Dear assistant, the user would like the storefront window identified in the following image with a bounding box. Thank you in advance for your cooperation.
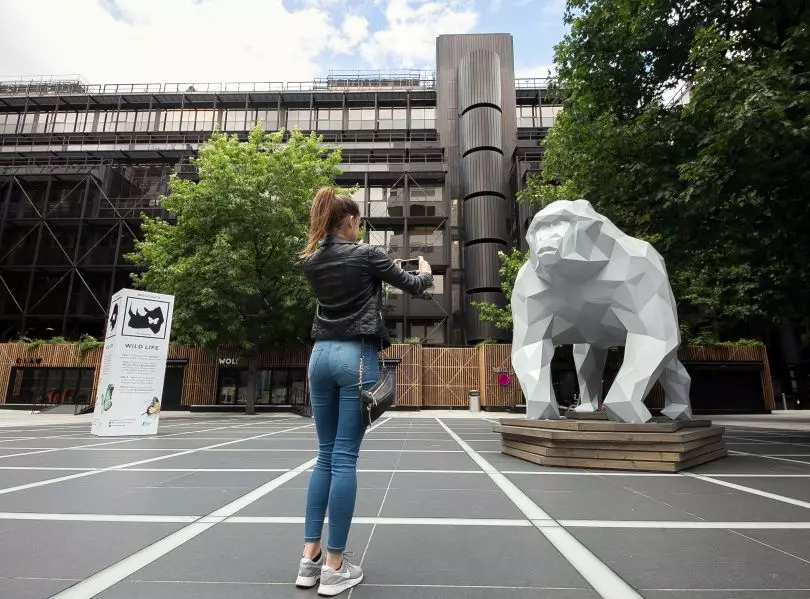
[217,368,305,405]
[5,367,95,405]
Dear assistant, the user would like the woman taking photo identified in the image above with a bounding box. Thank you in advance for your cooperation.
[296,186,433,596]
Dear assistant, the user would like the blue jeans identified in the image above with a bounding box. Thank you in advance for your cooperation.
[304,339,379,553]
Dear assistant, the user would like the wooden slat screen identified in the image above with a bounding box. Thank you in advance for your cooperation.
[0,342,775,411]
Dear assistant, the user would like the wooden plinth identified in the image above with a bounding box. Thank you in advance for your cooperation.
[494,418,727,472]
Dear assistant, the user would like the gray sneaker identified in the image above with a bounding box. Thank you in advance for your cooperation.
[317,556,363,596]
[295,553,323,588]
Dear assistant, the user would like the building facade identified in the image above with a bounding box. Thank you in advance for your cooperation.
[0,33,560,348]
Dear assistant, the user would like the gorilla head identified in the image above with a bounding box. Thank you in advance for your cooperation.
[527,200,618,281]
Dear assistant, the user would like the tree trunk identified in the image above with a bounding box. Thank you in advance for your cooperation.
[245,351,258,416]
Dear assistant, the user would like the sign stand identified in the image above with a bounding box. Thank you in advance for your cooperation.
[91,289,175,437]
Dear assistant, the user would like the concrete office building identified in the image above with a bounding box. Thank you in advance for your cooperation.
[0,33,560,347]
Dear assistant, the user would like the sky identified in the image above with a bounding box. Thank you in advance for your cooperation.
[0,0,567,84]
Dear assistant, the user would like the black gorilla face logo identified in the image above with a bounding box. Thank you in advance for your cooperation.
[108,303,119,332]
[127,306,165,335]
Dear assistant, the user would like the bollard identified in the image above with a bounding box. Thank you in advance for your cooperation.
[468,389,480,412]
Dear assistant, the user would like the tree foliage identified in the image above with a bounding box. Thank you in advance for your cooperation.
[127,126,343,351]
[472,248,530,332]
[522,0,810,339]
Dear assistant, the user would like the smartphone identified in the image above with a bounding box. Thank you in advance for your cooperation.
[397,258,420,272]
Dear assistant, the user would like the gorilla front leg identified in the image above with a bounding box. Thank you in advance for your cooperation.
[603,334,676,423]
[573,344,607,412]
[512,338,560,420]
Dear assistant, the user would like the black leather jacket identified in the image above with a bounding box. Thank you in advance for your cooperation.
[301,236,433,348]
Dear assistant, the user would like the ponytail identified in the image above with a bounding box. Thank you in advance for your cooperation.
[300,186,361,258]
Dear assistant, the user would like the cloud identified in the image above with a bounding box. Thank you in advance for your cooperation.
[516,63,557,79]
[361,0,479,68]
[0,0,336,83]
[329,14,371,54]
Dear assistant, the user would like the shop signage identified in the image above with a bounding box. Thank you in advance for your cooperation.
[91,288,175,437]
[15,357,43,365]
[219,357,240,366]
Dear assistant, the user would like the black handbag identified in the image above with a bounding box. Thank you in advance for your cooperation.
[359,338,395,427]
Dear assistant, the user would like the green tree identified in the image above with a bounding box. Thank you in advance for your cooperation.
[472,248,529,332]
[127,126,342,414]
[522,0,810,340]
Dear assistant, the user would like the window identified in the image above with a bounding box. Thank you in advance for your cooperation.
[452,283,461,312]
[224,109,249,131]
[348,108,375,130]
[451,240,460,269]
[517,105,537,128]
[450,198,459,227]
[368,187,404,218]
[378,107,406,129]
[409,186,444,217]
[20,113,36,134]
[193,109,215,131]
[161,110,183,132]
[316,108,343,130]
[408,227,445,264]
[540,105,563,128]
[255,109,279,130]
[369,228,404,259]
[350,187,366,218]
[115,111,137,132]
[387,320,405,343]
[286,108,310,130]
[409,321,446,345]
[0,112,19,134]
[6,367,95,405]
[411,107,435,129]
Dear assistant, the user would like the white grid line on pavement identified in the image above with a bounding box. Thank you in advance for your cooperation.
[0,420,315,496]
[436,417,642,599]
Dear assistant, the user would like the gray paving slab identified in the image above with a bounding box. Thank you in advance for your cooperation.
[0,576,75,598]
[643,592,810,599]
[0,468,86,488]
[392,452,477,470]
[690,454,810,474]
[480,451,580,472]
[726,442,810,455]
[49,470,201,488]
[571,528,810,590]
[97,581,316,599]
[215,439,321,450]
[401,439,460,451]
[0,452,179,469]
[380,488,524,518]
[115,439,242,450]
[521,487,700,521]
[351,588,599,599]
[360,524,589,588]
[279,471,393,490]
[153,470,284,489]
[726,477,810,503]
[124,523,373,583]
[144,454,305,470]
[389,472,496,491]
[0,484,246,515]
[740,530,810,562]
[0,521,183,580]
[506,472,635,493]
[237,486,388,517]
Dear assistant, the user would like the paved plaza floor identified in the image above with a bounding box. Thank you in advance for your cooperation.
[0,412,809,598]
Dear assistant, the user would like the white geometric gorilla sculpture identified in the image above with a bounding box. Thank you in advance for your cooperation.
[511,199,692,424]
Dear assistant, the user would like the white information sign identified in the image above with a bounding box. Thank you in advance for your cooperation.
[91,289,175,437]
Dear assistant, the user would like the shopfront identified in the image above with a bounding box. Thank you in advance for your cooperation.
[216,367,306,406]
[5,366,95,406]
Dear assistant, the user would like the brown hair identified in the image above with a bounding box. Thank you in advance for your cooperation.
[300,186,360,258]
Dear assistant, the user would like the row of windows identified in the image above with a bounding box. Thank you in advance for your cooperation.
[0,107,437,135]
[387,320,448,345]
[350,186,445,218]
[517,105,563,128]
